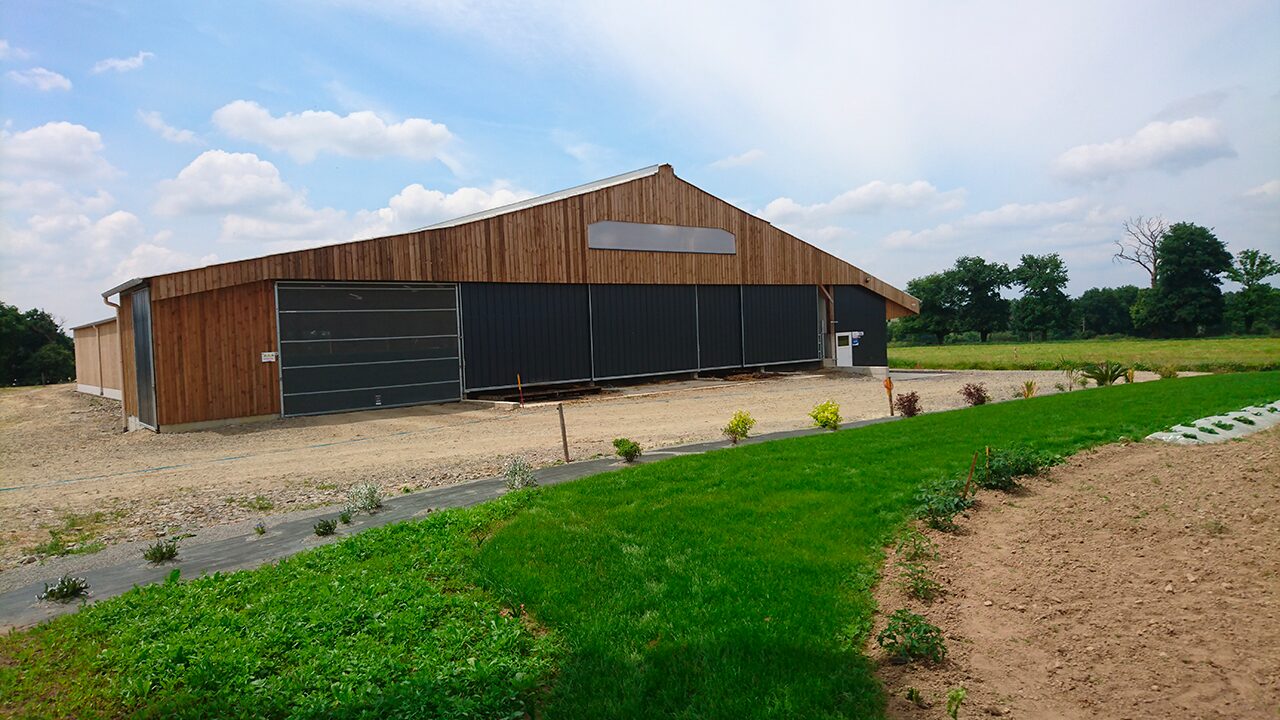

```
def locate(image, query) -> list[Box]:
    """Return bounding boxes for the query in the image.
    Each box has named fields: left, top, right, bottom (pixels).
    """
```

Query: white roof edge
left=417, top=164, right=664, bottom=231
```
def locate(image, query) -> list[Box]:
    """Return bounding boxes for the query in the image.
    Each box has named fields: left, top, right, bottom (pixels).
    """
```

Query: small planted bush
left=978, top=446, right=1061, bottom=491
left=253, top=522, right=266, bottom=536
left=37, top=574, right=90, bottom=603
left=313, top=518, right=338, bottom=537
left=503, top=456, right=538, bottom=490
left=914, top=474, right=974, bottom=532
left=877, top=608, right=947, bottom=664
left=946, top=687, right=967, bottom=719
left=1211, top=420, right=1234, bottom=431
left=1021, top=380, right=1037, bottom=399
left=346, top=482, right=384, bottom=515
left=1081, top=360, right=1128, bottom=387
left=1233, top=415, right=1256, bottom=426
left=809, top=400, right=842, bottom=430
left=894, top=528, right=938, bottom=562
left=722, top=410, right=756, bottom=445
left=1156, top=365, right=1179, bottom=379
left=959, top=383, right=989, bottom=406
left=142, top=538, right=179, bottom=564
left=338, top=508, right=353, bottom=524
left=894, top=392, right=922, bottom=418
left=896, top=561, right=942, bottom=602
left=613, top=438, right=642, bottom=463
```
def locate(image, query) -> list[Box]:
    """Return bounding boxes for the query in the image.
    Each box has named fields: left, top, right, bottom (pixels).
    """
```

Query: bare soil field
left=0, top=369, right=1145, bottom=568
left=876, top=428, right=1280, bottom=719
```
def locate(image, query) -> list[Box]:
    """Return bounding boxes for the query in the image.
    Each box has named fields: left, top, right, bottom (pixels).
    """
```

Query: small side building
left=71, top=317, right=122, bottom=400
left=94, top=164, right=919, bottom=431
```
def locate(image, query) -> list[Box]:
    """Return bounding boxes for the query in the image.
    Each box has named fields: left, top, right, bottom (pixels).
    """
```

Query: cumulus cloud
left=1244, top=180, right=1279, bottom=200
left=354, top=182, right=534, bottom=237
left=91, top=51, right=155, bottom=74
left=0, top=121, right=117, bottom=179
left=0, top=39, right=31, bottom=60
left=881, top=197, right=1119, bottom=250
left=153, top=150, right=299, bottom=216
left=1054, top=117, right=1235, bottom=182
left=138, top=110, right=199, bottom=144
left=211, top=100, right=453, bottom=163
left=711, top=149, right=764, bottom=168
left=6, top=67, right=71, bottom=91
left=760, top=180, right=965, bottom=225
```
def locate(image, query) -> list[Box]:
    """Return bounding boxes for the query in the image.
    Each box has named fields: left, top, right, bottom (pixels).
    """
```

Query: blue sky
left=2, top=0, right=1278, bottom=326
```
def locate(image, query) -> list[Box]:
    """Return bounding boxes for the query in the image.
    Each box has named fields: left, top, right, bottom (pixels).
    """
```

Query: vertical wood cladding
left=834, top=285, right=889, bottom=366
left=589, top=284, right=698, bottom=379
left=695, top=285, right=743, bottom=369
left=142, top=167, right=917, bottom=317
left=459, top=283, right=592, bottom=390
left=150, top=281, right=280, bottom=427
left=742, top=285, right=821, bottom=365
left=72, top=319, right=122, bottom=393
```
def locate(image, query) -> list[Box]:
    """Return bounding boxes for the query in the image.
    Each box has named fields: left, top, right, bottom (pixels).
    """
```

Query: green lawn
left=3, top=372, right=1277, bottom=719
left=888, top=336, right=1279, bottom=372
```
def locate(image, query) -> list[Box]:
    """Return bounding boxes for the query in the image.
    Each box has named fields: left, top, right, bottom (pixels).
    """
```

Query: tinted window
left=588, top=221, right=735, bottom=254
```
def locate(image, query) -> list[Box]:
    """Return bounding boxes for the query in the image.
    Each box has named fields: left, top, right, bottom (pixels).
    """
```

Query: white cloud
left=91, top=51, right=155, bottom=74
left=138, top=110, right=199, bottom=144
left=0, top=180, right=114, bottom=216
left=6, top=67, right=71, bottom=91
left=0, top=39, right=31, bottom=60
left=881, top=197, right=1103, bottom=250
left=761, top=180, right=965, bottom=225
left=711, top=149, right=764, bottom=168
left=1244, top=180, right=1279, bottom=200
left=153, top=150, right=298, bottom=216
left=1054, top=117, right=1235, bottom=182
left=114, top=241, right=218, bottom=280
left=0, top=121, right=117, bottom=179
left=354, top=182, right=534, bottom=237
left=211, top=100, right=453, bottom=163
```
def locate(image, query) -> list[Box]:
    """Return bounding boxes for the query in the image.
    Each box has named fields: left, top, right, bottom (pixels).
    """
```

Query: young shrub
left=1156, top=365, right=1179, bottom=379
left=313, top=518, right=338, bottom=537
left=913, top=474, right=974, bottom=532
left=896, top=561, right=942, bottom=602
left=876, top=608, right=947, bottom=664
left=503, top=456, right=538, bottom=490
left=979, top=446, right=1062, bottom=491
left=894, top=528, right=939, bottom=562
left=1021, top=380, right=1037, bottom=399
left=1081, top=360, right=1127, bottom=386
left=613, top=438, right=643, bottom=463
left=338, top=508, right=353, bottom=524
left=1233, top=415, right=1256, bottom=426
left=904, top=687, right=928, bottom=708
left=37, top=574, right=90, bottom=603
left=142, top=538, right=179, bottom=564
left=1053, top=381, right=1068, bottom=393
left=253, top=522, right=267, bottom=536
left=1211, top=420, right=1234, bottom=431
left=893, top=392, right=922, bottom=418
left=722, top=410, right=756, bottom=445
left=958, top=383, right=990, bottom=406
left=346, top=482, right=384, bottom=515
left=809, top=400, right=842, bottom=430
left=946, top=687, right=968, bottom=719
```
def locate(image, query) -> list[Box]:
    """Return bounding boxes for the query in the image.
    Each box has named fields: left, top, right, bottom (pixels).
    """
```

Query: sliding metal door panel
left=131, top=286, right=157, bottom=428
left=459, top=283, right=592, bottom=391
left=589, top=284, right=698, bottom=379
left=741, top=285, right=822, bottom=365
left=277, top=282, right=460, bottom=416
left=696, top=285, right=743, bottom=369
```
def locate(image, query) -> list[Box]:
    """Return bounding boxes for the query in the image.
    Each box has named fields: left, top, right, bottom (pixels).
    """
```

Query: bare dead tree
left=1114, top=216, right=1167, bottom=287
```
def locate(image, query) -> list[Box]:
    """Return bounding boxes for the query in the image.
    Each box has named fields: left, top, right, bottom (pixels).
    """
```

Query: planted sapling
left=613, top=438, right=642, bottom=463
left=809, top=400, right=842, bottom=430
left=143, top=538, right=179, bottom=564
left=876, top=608, right=947, bottom=663
left=893, top=392, right=922, bottom=418
left=503, top=456, right=538, bottom=490
left=37, top=574, right=89, bottom=603
left=722, top=410, right=756, bottom=445
left=313, top=518, right=337, bottom=537
left=959, top=383, right=989, bottom=406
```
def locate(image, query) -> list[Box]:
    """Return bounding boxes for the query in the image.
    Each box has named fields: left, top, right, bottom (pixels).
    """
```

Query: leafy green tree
left=950, top=256, right=1011, bottom=341
left=1136, top=223, right=1233, bottom=337
left=1225, top=249, right=1280, bottom=333
left=1072, top=286, right=1140, bottom=336
left=0, top=301, right=77, bottom=386
left=898, top=271, right=962, bottom=344
left=1010, top=253, right=1071, bottom=340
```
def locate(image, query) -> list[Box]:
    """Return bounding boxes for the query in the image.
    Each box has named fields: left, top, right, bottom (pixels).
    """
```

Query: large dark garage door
left=276, top=282, right=460, bottom=416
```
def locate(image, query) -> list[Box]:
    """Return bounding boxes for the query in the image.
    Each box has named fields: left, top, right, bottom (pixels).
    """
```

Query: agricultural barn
left=71, top=317, right=123, bottom=400
left=93, top=164, right=918, bottom=432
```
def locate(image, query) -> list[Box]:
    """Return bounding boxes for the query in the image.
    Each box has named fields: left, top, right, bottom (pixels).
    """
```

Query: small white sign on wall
left=261, top=351, right=278, bottom=363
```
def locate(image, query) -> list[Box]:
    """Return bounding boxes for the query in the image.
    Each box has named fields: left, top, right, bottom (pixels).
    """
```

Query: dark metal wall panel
left=130, top=286, right=157, bottom=428
left=696, top=285, right=743, bottom=369
left=459, top=283, right=592, bottom=390
left=834, top=285, right=888, bottom=366
left=742, top=285, right=821, bottom=365
left=590, top=284, right=698, bottom=379
left=277, top=282, right=460, bottom=416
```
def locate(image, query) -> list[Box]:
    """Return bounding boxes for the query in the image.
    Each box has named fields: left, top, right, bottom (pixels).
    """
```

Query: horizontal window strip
left=280, top=334, right=457, bottom=344
left=282, top=380, right=459, bottom=397
left=282, top=356, right=459, bottom=370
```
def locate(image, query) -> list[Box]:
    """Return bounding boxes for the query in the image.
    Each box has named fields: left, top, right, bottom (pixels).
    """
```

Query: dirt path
left=0, top=369, right=1142, bottom=567
left=875, top=429, right=1280, bottom=719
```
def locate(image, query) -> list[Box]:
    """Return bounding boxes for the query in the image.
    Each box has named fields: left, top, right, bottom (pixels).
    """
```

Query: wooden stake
left=558, top=403, right=570, bottom=462
left=517, top=373, right=524, bottom=407
left=884, top=376, right=895, bottom=416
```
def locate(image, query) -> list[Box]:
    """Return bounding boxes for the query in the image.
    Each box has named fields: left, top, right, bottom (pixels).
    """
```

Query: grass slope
left=888, top=336, right=1279, bottom=372
left=0, top=496, right=557, bottom=720
left=473, top=372, right=1279, bottom=718
left=1, top=373, right=1275, bottom=719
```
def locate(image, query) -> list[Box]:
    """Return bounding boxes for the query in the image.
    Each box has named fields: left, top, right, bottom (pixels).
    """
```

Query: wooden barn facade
left=96, top=164, right=918, bottom=431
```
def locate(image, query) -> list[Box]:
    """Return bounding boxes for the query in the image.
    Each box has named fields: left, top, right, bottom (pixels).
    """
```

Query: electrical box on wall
left=261, top=351, right=278, bottom=363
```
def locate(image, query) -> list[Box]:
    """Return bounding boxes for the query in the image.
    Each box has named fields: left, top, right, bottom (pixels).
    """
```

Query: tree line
left=893, top=220, right=1279, bottom=344
left=1, top=302, right=76, bottom=386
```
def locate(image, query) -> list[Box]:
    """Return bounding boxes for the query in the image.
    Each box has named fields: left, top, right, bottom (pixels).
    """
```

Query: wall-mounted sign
left=261, top=351, right=278, bottom=363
